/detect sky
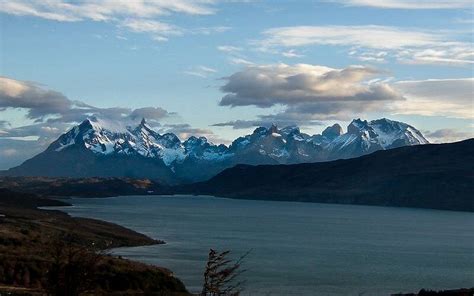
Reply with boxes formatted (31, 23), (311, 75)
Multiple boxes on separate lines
(0, 0), (473, 169)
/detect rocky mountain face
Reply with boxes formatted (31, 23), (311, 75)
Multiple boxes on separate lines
(5, 117), (429, 183)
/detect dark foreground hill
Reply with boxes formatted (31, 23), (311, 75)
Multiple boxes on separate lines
(178, 139), (474, 212)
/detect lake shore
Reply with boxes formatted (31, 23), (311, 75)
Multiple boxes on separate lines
(0, 188), (190, 295)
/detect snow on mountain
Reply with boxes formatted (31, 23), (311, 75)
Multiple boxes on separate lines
(53, 117), (429, 164)
(12, 117), (429, 182)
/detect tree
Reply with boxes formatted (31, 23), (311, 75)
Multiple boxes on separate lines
(201, 249), (249, 296)
(45, 232), (102, 296)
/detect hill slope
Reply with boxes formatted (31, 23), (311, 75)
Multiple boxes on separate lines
(180, 139), (474, 212)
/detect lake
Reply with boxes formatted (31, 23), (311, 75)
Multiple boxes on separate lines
(57, 195), (474, 295)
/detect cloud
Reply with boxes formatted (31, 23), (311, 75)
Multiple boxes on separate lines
(393, 78), (474, 118)
(229, 57), (254, 65)
(261, 25), (441, 49)
(120, 19), (183, 41)
(333, 0), (473, 9)
(217, 45), (243, 53)
(184, 65), (218, 78)
(259, 25), (473, 66)
(0, 120), (10, 129)
(212, 120), (266, 129)
(219, 64), (403, 108)
(190, 26), (231, 35)
(217, 64), (473, 127)
(130, 107), (173, 121)
(0, 138), (48, 169)
(0, 76), (173, 124)
(212, 114), (324, 129)
(281, 49), (304, 58)
(0, 1), (222, 41)
(161, 123), (229, 144)
(0, 0), (216, 21)
(424, 129), (473, 143)
(216, 63), (405, 126)
(0, 76), (72, 120)
(349, 50), (388, 62)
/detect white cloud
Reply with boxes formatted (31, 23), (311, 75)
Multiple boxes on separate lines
(259, 25), (473, 66)
(0, 0), (221, 41)
(198, 66), (217, 73)
(229, 57), (254, 65)
(397, 47), (474, 66)
(424, 129), (473, 143)
(281, 49), (304, 58)
(0, 0), (216, 21)
(217, 45), (243, 53)
(190, 26), (231, 35)
(184, 65), (218, 78)
(333, 0), (473, 9)
(393, 78), (474, 119)
(120, 18), (183, 40)
(261, 25), (441, 49)
(160, 123), (227, 144)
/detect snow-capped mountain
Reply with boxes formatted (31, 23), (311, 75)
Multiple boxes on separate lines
(6, 117), (429, 183)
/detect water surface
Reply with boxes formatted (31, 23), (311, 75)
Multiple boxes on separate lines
(58, 195), (474, 295)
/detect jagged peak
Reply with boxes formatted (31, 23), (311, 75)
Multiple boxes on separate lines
(371, 117), (393, 124)
(269, 123), (279, 134)
(252, 126), (268, 135)
(280, 125), (300, 135)
(78, 118), (94, 129)
(322, 124), (343, 139)
(347, 119), (371, 134)
(184, 135), (208, 145)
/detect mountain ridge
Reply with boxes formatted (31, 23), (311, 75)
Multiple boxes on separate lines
(5, 117), (429, 183)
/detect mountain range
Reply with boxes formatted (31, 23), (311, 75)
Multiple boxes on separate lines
(177, 139), (474, 212)
(4, 117), (429, 183)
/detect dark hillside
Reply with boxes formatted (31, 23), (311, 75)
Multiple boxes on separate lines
(180, 139), (474, 212)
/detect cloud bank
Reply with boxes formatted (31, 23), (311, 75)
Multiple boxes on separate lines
(259, 25), (473, 66)
(0, 0), (223, 41)
(393, 78), (474, 119)
(333, 0), (473, 9)
(424, 128), (474, 143)
(0, 76), (173, 124)
(215, 63), (473, 129)
(216, 63), (403, 127)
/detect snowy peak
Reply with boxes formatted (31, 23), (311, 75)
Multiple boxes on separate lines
(365, 118), (428, 148)
(325, 118), (429, 158)
(44, 117), (429, 180)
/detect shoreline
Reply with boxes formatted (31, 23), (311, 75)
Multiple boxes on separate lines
(1, 175), (473, 213)
(0, 188), (190, 295)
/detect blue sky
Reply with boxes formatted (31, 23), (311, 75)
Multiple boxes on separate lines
(0, 0), (473, 169)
